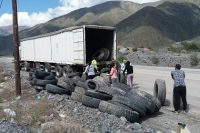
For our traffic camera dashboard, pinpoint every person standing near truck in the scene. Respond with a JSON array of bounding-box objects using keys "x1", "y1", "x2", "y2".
[
  {"x1": 123, "y1": 61, "x2": 134, "y2": 88},
  {"x1": 84, "y1": 62, "x2": 96, "y2": 79},
  {"x1": 171, "y1": 64, "x2": 187, "y2": 113},
  {"x1": 119, "y1": 59, "x2": 127, "y2": 83},
  {"x1": 107, "y1": 63, "x2": 118, "y2": 85}
]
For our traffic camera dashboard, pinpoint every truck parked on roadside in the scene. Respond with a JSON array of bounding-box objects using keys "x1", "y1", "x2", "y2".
[{"x1": 19, "y1": 25, "x2": 116, "y2": 77}]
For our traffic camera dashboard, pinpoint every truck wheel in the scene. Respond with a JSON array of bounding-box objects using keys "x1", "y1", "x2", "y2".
[
  {"x1": 55, "y1": 65, "x2": 62, "y2": 77},
  {"x1": 153, "y1": 79, "x2": 166, "y2": 106},
  {"x1": 62, "y1": 65, "x2": 73, "y2": 77},
  {"x1": 44, "y1": 63, "x2": 51, "y2": 72},
  {"x1": 81, "y1": 95, "x2": 101, "y2": 108},
  {"x1": 99, "y1": 101, "x2": 139, "y2": 123},
  {"x1": 24, "y1": 62, "x2": 30, "y2": 71}
]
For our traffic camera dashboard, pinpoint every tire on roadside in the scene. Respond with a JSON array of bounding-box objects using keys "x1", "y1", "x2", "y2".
[
  {"x1": 71, "y1": 92, "x2": 83, "y2": 102},
  {"x1": 99, "y1": 101, "x2": 139, "y2": 122},
  {"x1": 35, "y1": 70, "x2": 50, "y2": 79},
  {"x1": 32, "y1": 79, "x2": 57, "y2": 87},
  {"x1": 46, "y1": 84, "x2": 71, "y2": 94},
  {"x1": 85, "y1": 90, "x2": 112, "y2": 101},
  {"x1": 81, "y1": 95, "x2": 101, "y2": 108},
  {"x1": 153, "y1": 79, "x2": 166, "y2": 106},
  {"x1": 85, "y1": 79, "x2": 99, "y2": 90},
  {"x1": 96, "y1": 86, "x2": 126, "y2": 96}
]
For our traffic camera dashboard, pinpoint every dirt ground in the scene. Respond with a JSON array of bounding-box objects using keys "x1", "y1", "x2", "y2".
[{"x1": 0, "y1": 57, "x2": 200, "y2": 133}]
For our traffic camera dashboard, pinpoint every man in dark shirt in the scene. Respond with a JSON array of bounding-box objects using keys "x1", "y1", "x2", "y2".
[{"x1": 123, "y1": 61, "x2": 133, "y2": 88}]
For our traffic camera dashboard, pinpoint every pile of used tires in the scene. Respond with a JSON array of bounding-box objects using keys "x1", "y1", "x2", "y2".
[{"x1": 29, "y1": 70, "x2": 166, "y2": 123}]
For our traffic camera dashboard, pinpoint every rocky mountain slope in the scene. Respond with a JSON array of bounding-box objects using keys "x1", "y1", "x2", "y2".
[
  {"x1": 0, "y1": 25, "x2": 29, "y2": 36},
  {"x1": 116, "y1": 2, "x2": 200, "y2": 48}
]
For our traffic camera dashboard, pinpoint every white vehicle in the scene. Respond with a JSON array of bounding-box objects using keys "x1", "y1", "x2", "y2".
[{"x1": 20, "y1": 25, "x2": 116, "y2": 76}]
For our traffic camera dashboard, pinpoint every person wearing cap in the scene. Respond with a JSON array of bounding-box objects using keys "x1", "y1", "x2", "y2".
[{"x1": 171, "y1": 64, "x2": 188, "y2": 113}]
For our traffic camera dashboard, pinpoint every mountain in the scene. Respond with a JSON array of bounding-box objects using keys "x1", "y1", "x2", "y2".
[
  {"x1": 0, "y1": 25, "x2": 29, "y2": 36},
  {"x1": 20, "y1": 1, "x2": 143, "y2": 38},
  {"x1": 0, "y1": 35, "x2": 12, "y2": 55},
  {"x1": 116, "y1": 2, "x2": 200, "y2": 49}
]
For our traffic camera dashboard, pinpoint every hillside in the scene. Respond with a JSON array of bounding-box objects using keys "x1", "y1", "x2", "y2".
[
  {"x1": 0, "y1": 26, "x2": 29, "y2": 36},
  {"x1": 20, "y1": 1, "x2": 143, "y2": 38},
  {"x1": 116, "y1": 2, "x2": 200, "y2": 49},
  {"x1": 0, "y1": 35, "x2": 12, "y2": 55}
]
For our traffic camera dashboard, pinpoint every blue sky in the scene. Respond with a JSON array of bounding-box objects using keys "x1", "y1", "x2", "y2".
[{"x1": 0, "y1": 0, "x2": 159, "y2": 27}]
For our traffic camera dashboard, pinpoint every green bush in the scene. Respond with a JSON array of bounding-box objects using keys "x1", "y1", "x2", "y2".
[
  {"x1": 151, "y1": 56, "x2": 159, "y2": 65},
  {"x1": 117, "y1": 56, "x2": 127, "y2": 63},
  {"x1": 168, "y1": 42, "x2": 200, "y2": 53},
  {"x1": 190, "y1": 53, "x2": 199, "y2": 66}
]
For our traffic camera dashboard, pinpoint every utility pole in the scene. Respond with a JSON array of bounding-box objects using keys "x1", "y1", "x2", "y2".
[{"x1": 12, "y1": 0, "x2": 21, "y2": 96}]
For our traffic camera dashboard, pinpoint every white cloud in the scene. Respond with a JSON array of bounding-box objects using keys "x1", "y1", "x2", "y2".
[{"x1": 0, "y1": 0, "x2": 160, "y2": 27}]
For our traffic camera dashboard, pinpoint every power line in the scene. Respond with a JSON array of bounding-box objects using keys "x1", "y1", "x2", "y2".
[{"x1": 0, "y1": 0, "x2": 3, "y2": 8}]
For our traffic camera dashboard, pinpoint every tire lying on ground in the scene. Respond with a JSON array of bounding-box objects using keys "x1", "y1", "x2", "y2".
[
  {"x1": 99, "y1": 101, "x2": 139, "y2": 122},
  {"x1": 46, "y1": 84, "x2": 71, "y2": 94},
  {"x1": 43, "y1": 73, "x2": 56, "y2": 80},
  {"x1": 96, "y1": 86, "x2": 126, "y2": 96},
  {"x1": 82, "y1": 95, "x2": 101, "y2": 108},
  {"x1": 71, "y1": 92, "x2": 83, "y2": 102},
  {"x1": 93, "y1": 76, "x2": 110, "y2": 87},
  {"x1": 73, "y1": 80, "x2": 87, "y2": 89},
  {"x1": 153, "y1": 79, "x2": 166, "y2": 106},
  {"x1": 112, "y1": 82, "x2": 131, "y2": 92},
  {"x1": 74, "y1": 86, "x2": 86, "y2": 95},
  {"x1": 32, "y1": 79, "x2": 57, "y2": 87},
  {"x1": 112, "y1": 95, "x2": 147, "y2": 117},
  {"x1": 58, "y1": 77, "x2": 75, "y2": 91},
  {"x1": 35, "y1": 70, "x2": 50, "y2": 79},
  {"x1": 85, "y1": 79, "x2": 99, "y2": 90},
  {"x1": 100, "y1": 68, "x2": 110, "y2": 73},
  {"x1": 85, "y1": 90, "x2": 112, "y2": 101},
  {"x1": 33, "y1": 86, "x2": 44, "y2": 92},
  {"x1": 125, "y1": 89, "x2": 156, "y2": 114},
  {"x1": 57, "y1": 80, "x2": 73, "y2": 92}
]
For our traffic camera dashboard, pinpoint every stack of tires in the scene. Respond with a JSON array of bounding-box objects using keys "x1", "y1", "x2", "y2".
[{"x1": 29, "y1": 70, "x2": 166, "y2": 123}]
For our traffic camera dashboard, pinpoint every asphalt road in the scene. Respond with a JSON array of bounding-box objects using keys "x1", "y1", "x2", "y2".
[{"x1": 134, "y1": 65, "x2": 200, "y2": 114}]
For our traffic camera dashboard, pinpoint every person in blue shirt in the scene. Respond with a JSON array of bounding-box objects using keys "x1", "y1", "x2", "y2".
[{"x1": 171, "y1": 64, "x2": 187, "y2": 113}]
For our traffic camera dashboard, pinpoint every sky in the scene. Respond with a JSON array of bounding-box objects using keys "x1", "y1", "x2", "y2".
[{"x1": 0, "y1": 0, "x2": 160, "y2": 27}]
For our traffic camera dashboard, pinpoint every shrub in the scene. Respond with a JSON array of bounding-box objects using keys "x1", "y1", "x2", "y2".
[
  {"x1": 151, "y1": 56, "x2": 159, "y2": 65},
  {"x1": 190, "y1": 53, "x2": 199, "y2": 66},
  {"x1": 117, "y1": 56, "x2": 127, "y2": 63}
]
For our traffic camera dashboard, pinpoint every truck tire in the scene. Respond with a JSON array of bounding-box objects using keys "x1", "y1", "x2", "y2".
[
  {"x1": 85, "y1": 79, "x2": 99, "y2": 90},
  {"x1": 62, "y1": 65, "x2": 73, "y2": 77},
  {"x1": 24, "y1": 62, "x2": 30, "y2": 71},
  {"x1": 67, "y1": 72, "x2": 80, "y2": 78},
  {"x1": 43, "y1": 73, "x2": 56, "y2": 80},
  {"x1": 153, "y1": 79, "x2": 166, "y2": 106},
  {"x1": 32, "y1": 79, "x2": 57, "y2": 87},
  {"x1": 73, "y1": 80, "x2": 87, "y2": 89},
  {"x1": 74, "y1": 86, "x2": 86, "y2": 94},
  {"x1": 96, "y1": 86, "x2": 126, "y2": 96},
  {"x1": 81, "y1": 95, "x2": 101, "y2": 108},
  {"x1": 35, "y1": 70, "x2": 50, "y2": 79},
  {"x1": 99, "y1": 101, "x2": 139, "y2": 122},
  {"x1": 100, "y1": 68, "x2": 110, "y2": 73},
  {"x1": 112, "y1": 82, "x2": 131, "y2": 92},
  {"x1": 55, "y1": 65, "x2": 62, "y2": 77},
  {"x1": 46, "y1": 84, "x2": 71, "y2": 94},
  {"x1": 71, "y1": 92, "x2": 82, "y2": 102},
  {"x1": 44, "y1": 63, "x2": 51, "y2": 72},
  {"x1": 101, "y1": 48, "x2": 110, "y2": 61},
  {"x1": 85, "y1": 90, "x2": 112, "y2": 100},
  {"x1": 112, "y1": 95, "x2": 146, "y2": 117},
  {"x1": 92, "y1": 49, "x2": 105, "y2": 61},
  {"x1": 93, "y1": 76, "x2": 110, "y2": 87},
  {"x1": 125, "y1": 89, "x2": 156, "y2": 114},
  {"x1": 57, "y1": 80, "x2": 73, "y2": 92}
]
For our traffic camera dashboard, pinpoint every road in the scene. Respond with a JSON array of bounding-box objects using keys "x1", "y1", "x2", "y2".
[{"x1": 134, "y1": 65, "x2": 200, "y2": 115}]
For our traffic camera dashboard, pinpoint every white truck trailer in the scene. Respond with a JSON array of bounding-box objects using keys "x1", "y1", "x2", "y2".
[{"x1": 20, "y1": 25, "x2": 116, "y2": 76}]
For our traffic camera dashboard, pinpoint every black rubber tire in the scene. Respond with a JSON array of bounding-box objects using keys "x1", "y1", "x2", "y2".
[
  {"x1": 96, "y1": 86, "x2": 126, "y2": 96},
  {"x1": 24, "y1": 62, "x2": 30, "y2": 71},
  {"x1": 112, "y1": 82, "x2": 131, "y2": 92},
  {"x1": 44, "y1": 63, "x2": 51, "y2": 72},
  {"x1": 99, "y1": 101, "x2": 139, "y2": 122},
  {"x1": 110, "y1": 101, "x2": 133, "y2": 110},
  {"x1": 100, "y1": 68, "x2": 110, "y2": 73},
  {"x1": 101, "y1": 48, "x2": 110, "y2": 61},
  {"x1": 71, "y1": 92, "x2": 82, "y2": 102},
  {"x1": 92, "y1": 49, "x2": 106, "y2": 61},
  {"x1": 55, "y1": 65, "x2": 63, "y2": 77},
  {"x1": 85, "y1": 79, "x2": 99, "y2": 90},
  {"x1": 85, "y1": 90, "x2": 112, "y2": 101},
  {"x1": 72, "y1": 76, "x2": 85, "y2": 82},
  {"x1": 81, "y1": 73, "x2": 87, "y2": 81},
  {"x1": 125, "y1": 89, "x2": 156, "y2": 114},
  {"x1": 57, "y1": 80, "x2": 74, "y2": 92},
  {"x1": 62, "y1": 65, "x2": 73, "y2": 77},
  {"x1": 33, "y1": 86, "x2": 44, "y2": 92},
  {"x1": 67, "y1": 72, "x2": 80, "y2": 78},
  {"x1": 153, "y1": 79, "x2": 166, "y2": 106},
  {"x1": 73, "y1": 80, "x2": 87, "y2": 89},
  {"x1": 43, "y1": 74, "x2": 55, "y2": 80},
  {"x1": 112, "y1": 95, "x2": 146, "y2": 117},
  {"x1": 32, "y1": 79, "x2": 57, "y2": 87},
  {"x1": 81, "y1": 95, "x2": 101, "y2": 108},
  {"x1": 35, "y1": 70, "x2": 50, "y2": 79},
  {"x1": 74, "y1": 86, "x2": 86, "y2": 94},
  {"x1": 46, "y1": 84, "x2": 71, "y2": 94},
  {"x1": 93, "y1": 76, "x2": 110, "y2": 87}
]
